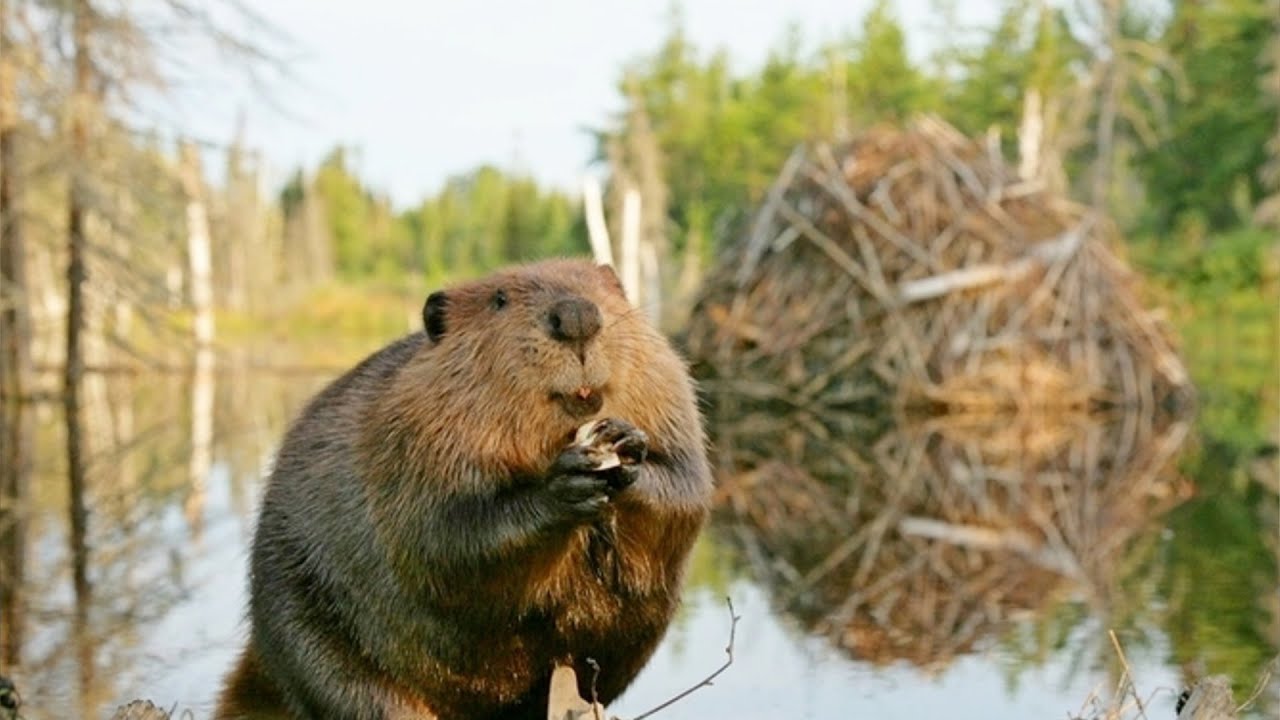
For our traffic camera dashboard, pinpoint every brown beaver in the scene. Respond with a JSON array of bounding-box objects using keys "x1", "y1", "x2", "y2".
[{"x1": 215, "y1": 259, "x2": 713, "y2": 720}]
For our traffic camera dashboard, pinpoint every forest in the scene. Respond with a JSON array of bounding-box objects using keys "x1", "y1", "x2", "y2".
[
  {"x1": 0, "y1": 0, "x2": 1276, "y2": 355},
  {"x1": 0, "y1": 0, "x2": 1277, "y2": 718}
]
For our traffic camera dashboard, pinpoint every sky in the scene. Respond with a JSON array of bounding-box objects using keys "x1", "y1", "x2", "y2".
[{"x1": 166, "y1": 0, "x2": 1003, "y2": 208}]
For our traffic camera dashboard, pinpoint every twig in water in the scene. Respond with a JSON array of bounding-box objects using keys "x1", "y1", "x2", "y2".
[
  {"x1": 1235, "y1": 655, "x2": 1278, "y2": 714},
  {"x1": 1108, "y1": 629, "x2": 1149, "y2": 720},
  {"x1": 631, "y1": 597, "x2": 740, "y2": 720}
]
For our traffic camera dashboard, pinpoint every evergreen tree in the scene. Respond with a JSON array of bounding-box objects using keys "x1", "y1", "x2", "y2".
[{"x1": 1138, "y1": 0, "x2": 1277, "y2": 233}]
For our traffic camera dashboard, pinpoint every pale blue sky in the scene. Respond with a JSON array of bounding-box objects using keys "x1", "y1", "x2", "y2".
[{"x1": 171, "y1": 1, "x2": 1001, "y2": 207}]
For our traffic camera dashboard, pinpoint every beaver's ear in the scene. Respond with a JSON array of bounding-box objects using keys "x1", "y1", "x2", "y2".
[
  {"x1": 596, "y1": 264, "x2": 626, "y2": 297},
  {"x1": 424, "y1": 291, "x2": 448, "y2": 341}
]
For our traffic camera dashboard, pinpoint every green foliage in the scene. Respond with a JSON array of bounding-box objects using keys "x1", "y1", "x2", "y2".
[
  {"x1": 942, "y1": 0, "x2": 1084, "y2": 140},
  {"x1": 285, "y1": 153, "x2": 586, "y2": 284},
  {"x1": 313, "y1": 147, "x2": 376, "y2": 277},
  {"x1": 219, "y1": 281, "x2": 421, "y2": 347},
  {"x1": 1162, "y1": 429, "x2": 1277, "y2": 697},
  {"x1": 598, "y1": 2, "x2": 941, "y2": 256},
  {"x1": 843, "y1": 0, "x2": 944, "y2": 125},
  {"x1": 1137, "y1": 0, "x2": 1278, "y2": 232},
  {"x1": 403, "y1": 166, "x2": 587, "y2": 282},
  {"x1": 1128, "y1": 226, "x2": 1278, "y2": 695},
  {"x1": 1133, "y1": 227, "x2": 1279, "y2": 406}
]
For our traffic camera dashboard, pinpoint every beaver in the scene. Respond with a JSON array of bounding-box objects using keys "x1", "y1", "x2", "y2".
[{"x1": 215, "y1": 259, "x2": 713, "y2": 720}]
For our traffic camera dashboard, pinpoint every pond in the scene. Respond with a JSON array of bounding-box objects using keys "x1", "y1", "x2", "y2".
[{"x1": 0, "y1": 339, "x2": 1275, "y2": 720}]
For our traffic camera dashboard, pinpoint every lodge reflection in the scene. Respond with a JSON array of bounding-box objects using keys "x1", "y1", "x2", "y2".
[{"x1": 709, "y1": 401, "x2": 1193, "y2": 671}]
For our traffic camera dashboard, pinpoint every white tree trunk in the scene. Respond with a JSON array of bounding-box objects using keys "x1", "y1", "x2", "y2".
[
  {"x1": 582, "y1": 175, "x2": 614, "y2": 267},
  {"x1": 1018, "y1": 88, "x2": 1044, "y2": 181},
  {"x1": 180, "y1": 142, "x2": 214, "y2": 349},
  {"x1": 620, "y1": 188, "x2": 641, "y2": 307}
]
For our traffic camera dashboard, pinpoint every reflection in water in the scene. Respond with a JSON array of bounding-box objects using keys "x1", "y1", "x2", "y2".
[
  {"x1": 186, "y1": 347, "x2": 215, "y2": 538},
  {"x1": 0, "y1": 353, "x2": 1273, "y2": 719},
  {"x1": 0, "y1": 396, "x2": 31, "y2": 668},
  {"x1": 0, "y1": 352, "x2": 330, "y2": 719},
  {"x1": 712, "y1": 407, "x2": 1191, "y2": 673}
]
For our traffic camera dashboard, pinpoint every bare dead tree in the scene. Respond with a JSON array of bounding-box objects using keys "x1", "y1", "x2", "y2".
[
  {"x1": 603, "y1": 80, "x2": 671, "y2": 326},
  {"x1": 1089, "y1": 0, "x2": 1122, "y2": 210},
  {"x1": 0, "y1": 0, "x2": 34, "y2": 667},
  {"x1": 1065, "y1": 0, "x2": 1184, "y2": 212},
  {"x1": 64, "y1": 0, "x2": 94, "y2": 625},
  {"x1": 0, "y1": 4, "x2": 33, "y2": 659},
  {"x1": 0, "y1": 0, "x2": 30, "y2": 404}
]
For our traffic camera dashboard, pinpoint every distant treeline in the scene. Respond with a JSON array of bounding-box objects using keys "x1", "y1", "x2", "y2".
[
  {"x1": 0, "y1": 0, "x2": 1275, "y2": 357},
  {"x1": 281, "y1": 0, "x2": 1277, "y2": 291},
  {"x1": 280, "y1": 150, "x2": 588, "y2": 285}
]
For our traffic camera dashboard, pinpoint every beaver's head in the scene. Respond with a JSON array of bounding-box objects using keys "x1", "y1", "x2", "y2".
[{"x1": 419, "y1": 259, "x2": 649, "y2": 433}]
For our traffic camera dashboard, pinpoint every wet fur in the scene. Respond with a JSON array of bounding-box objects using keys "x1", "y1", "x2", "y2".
[{"x1": 215, "y1": 259, "x2": 712, "y2": 720}]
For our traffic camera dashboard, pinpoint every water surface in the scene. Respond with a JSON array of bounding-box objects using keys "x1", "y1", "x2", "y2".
[{"x1": 0, "y1": 343, "x2": 1274, "y2": 719}]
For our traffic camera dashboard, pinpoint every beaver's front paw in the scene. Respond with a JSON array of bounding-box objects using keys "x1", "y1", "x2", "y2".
[
  {"x1": 573, "y1": 418, "x2": 648, "y2": 466},
  {"x1": 544, "y1": 472, "x2": 612, "y2": 522},
  {"x1": 568, "y1": 418, "x2": 647, "y2": 490}
]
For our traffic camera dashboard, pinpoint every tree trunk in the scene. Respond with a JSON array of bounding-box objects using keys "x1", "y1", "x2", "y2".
[
  {"x1": 301, "y1": 176, "x2": 333, "y2": 287},
  {"x1": 1090, "y1": 0, "x2": 1123, "y2": 210},
  {"x1": 0, "y1": 0, "x2": 33, "y2": 667},
  {"x1": 829, "y1": 45, "x2": 849, "y2": 143},
  {"x1": 180, "y1": 140, "x2": 215, "y2": 349},
  {"x1": 582, "y1": 174, "x2": 614, "y2": 267},
  {"x1": 65, "y1": 0, "x2": 92, "y2": 627},
  {"x1": 1018, "y1": 88, "x2": 1044, "y2": 181},
  {"x1": 0, "y1": 0, "x2": 30, "y2": 404},
  {"x1": 620, "y1": 187, "x2": 641, "y2": 307}
]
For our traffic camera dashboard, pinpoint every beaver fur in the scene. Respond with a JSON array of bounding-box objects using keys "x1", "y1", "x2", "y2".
[{"x1": 215, "y1": 259, "x2": 712, "y2": 720}]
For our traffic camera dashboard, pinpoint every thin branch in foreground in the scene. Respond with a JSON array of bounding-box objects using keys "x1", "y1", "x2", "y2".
[
  {"x1": 1108, "y1": 629, "x2": 1149, "y2": 720},
  {"x1": 587, "y1": 658, "x2": 604, "y2": 720},
  {"x1": 1234, "y1": 655, "x2": 1278, "y2": 714},
  {"x1": 631, "y1": 597, "x2": 739, "y2": 720}
]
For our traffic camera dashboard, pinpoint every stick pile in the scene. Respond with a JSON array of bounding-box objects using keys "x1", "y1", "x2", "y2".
[{"x1": 686, "y1": 117, "x2": 1191, "y2": 412}]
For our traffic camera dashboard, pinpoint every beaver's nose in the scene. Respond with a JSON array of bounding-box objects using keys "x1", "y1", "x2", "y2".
[{"x1": 548, "y1": 296, "x2": 602, "y2": 344}]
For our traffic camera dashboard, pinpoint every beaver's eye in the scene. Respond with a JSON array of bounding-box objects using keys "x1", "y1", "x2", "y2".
[{"x1": 491, "y1": 289, "x2": 508, "y2": 310}]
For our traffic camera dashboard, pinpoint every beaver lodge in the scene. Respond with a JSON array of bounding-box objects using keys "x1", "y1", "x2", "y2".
[
  {"x1": 687, "y1": 118, "x2": 1198, "y2": 675},
  {"x1": 685, "y1": 116, "x2": 1192, "y2": 414}
]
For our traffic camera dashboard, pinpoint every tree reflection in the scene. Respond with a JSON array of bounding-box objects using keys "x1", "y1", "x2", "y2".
[{"x1": 0, "y1": 398, "x2": 32, "y2": 668}]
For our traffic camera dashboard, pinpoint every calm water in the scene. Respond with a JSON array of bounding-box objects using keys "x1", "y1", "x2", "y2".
[{"x1": 0, "y1": 343, "x2": 1275, "y2": 720}]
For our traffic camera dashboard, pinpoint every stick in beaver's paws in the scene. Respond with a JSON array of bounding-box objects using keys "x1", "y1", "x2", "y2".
[{"x1": 551, "y1": 418, "x2": 649, "y2": 495}]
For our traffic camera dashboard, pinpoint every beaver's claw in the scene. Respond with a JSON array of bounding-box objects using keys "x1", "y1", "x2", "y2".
[
  {"x1": 571, "y1": 418, "x2": 648, "y2": 469},
  {"x1": 549, "y1": 418, "x2": 647, "y2": 495}
]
